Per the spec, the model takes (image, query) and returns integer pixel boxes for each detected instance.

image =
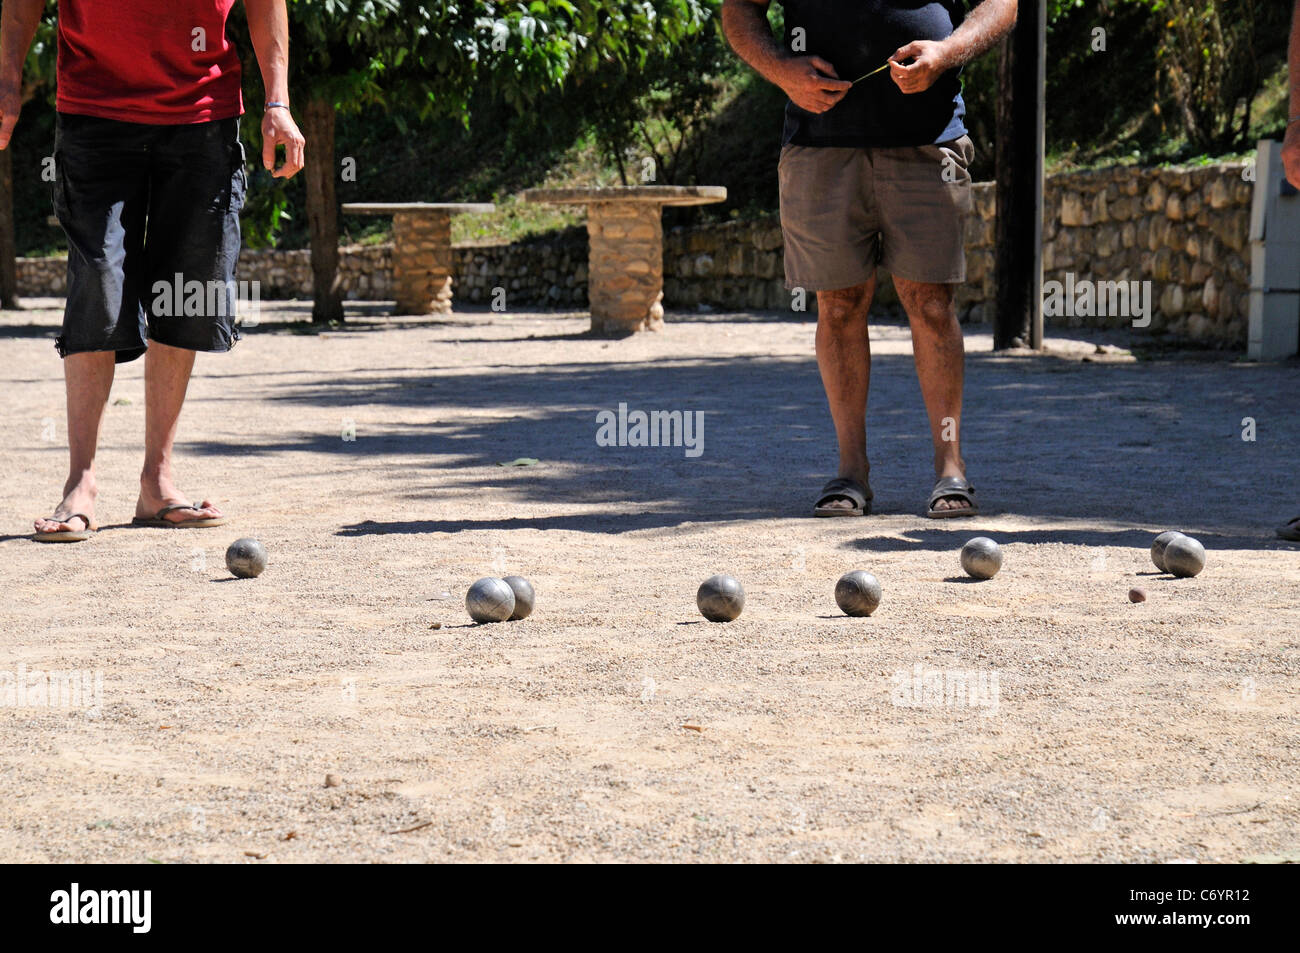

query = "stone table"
[522,186,726,333]
[342,202,494,315]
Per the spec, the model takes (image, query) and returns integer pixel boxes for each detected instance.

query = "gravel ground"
[1,298,1297,864]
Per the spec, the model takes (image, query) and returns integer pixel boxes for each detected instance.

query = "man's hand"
[889,40,952,95]
[246,1,299,176]
[261,107,305,179]
[0,82,21,150]
[1284,122,1300,189]
[721,1,849,114]
[890,0,1016,94]
[776,56,851,114]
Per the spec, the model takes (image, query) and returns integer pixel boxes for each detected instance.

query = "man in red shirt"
[0,1,305,541]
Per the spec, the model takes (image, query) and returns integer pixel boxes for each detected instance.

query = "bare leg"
[135,341,222,522]
[894,277,969,512]
[815,278,875,511]
[34,351,115,533]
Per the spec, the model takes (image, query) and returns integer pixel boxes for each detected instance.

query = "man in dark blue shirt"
[723,0,1016,518]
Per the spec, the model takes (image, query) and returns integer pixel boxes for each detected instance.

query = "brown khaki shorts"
[778,135,974,290]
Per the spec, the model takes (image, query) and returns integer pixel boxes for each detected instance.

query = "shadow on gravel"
[166,316,1300,542]
[854,527,1290,554]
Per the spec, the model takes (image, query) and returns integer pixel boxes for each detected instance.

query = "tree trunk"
[301,95,343,323]
[0,145,19,309]
[992,1,1046,350]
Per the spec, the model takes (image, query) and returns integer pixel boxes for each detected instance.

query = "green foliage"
[1142,0,1262,153]
[1041,0,1289,168]
[584,4,730,184]
[225,1,714,243]
[7,0,1297,257]
[17,2,57,103]
[236,1,716,119]
[1042,0,1163,167]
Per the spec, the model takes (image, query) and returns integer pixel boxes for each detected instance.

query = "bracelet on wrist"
[265,101,289,111]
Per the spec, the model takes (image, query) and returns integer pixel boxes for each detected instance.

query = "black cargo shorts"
[53,113,247,363]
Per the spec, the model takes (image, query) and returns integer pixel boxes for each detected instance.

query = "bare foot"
[819,467,870,513]
[931,464,972,512]
[34,472,99,534]
[932,494,972,512]
[136,471,223,524]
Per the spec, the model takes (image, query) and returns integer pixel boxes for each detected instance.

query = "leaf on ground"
[498,457,540,467]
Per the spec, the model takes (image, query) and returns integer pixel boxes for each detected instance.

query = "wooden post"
[0,145,18,309]
[302,96,343,324]
[993,0,1046,350]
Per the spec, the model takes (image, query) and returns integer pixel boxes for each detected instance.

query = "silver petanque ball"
[1150,531,1187,572]
[696,574,745,622]
[835,570,882,617]
[502,575,535,620]
[466,577,515,623]
[1162,535,1206,578]
[225,538,268,578]
[960,537,1002,580]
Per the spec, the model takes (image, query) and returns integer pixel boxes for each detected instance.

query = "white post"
[1247,139,1300,360]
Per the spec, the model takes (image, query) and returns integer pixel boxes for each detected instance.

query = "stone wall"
[16,160,1254,345]
[239,230,593,308]
[454,228,588,308]
[962,161,1253,345]
[663,218,788,312]
[16,255,66,297]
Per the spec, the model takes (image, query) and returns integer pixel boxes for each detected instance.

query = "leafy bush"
[1147,0,1261,153]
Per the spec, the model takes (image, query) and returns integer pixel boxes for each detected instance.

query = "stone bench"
[342,202,494,315]
[522,186,726,333]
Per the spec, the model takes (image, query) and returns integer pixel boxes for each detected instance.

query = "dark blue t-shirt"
[776,0,967,147]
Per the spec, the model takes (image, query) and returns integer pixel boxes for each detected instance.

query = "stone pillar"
[586,201,665,333]
[391,210,453,315]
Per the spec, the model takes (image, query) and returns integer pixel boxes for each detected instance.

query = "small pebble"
[324,773,342,788]
[428,622,442,630]
[1129,587,1147,603]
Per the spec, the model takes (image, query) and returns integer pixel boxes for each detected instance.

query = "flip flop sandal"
[814,476,873,517]
[1277,515,1300,542]
[927,476,980,519]
[132,503,228,529]
[33,512,97,543]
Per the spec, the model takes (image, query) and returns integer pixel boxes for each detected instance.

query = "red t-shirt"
[56,1,243,124]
